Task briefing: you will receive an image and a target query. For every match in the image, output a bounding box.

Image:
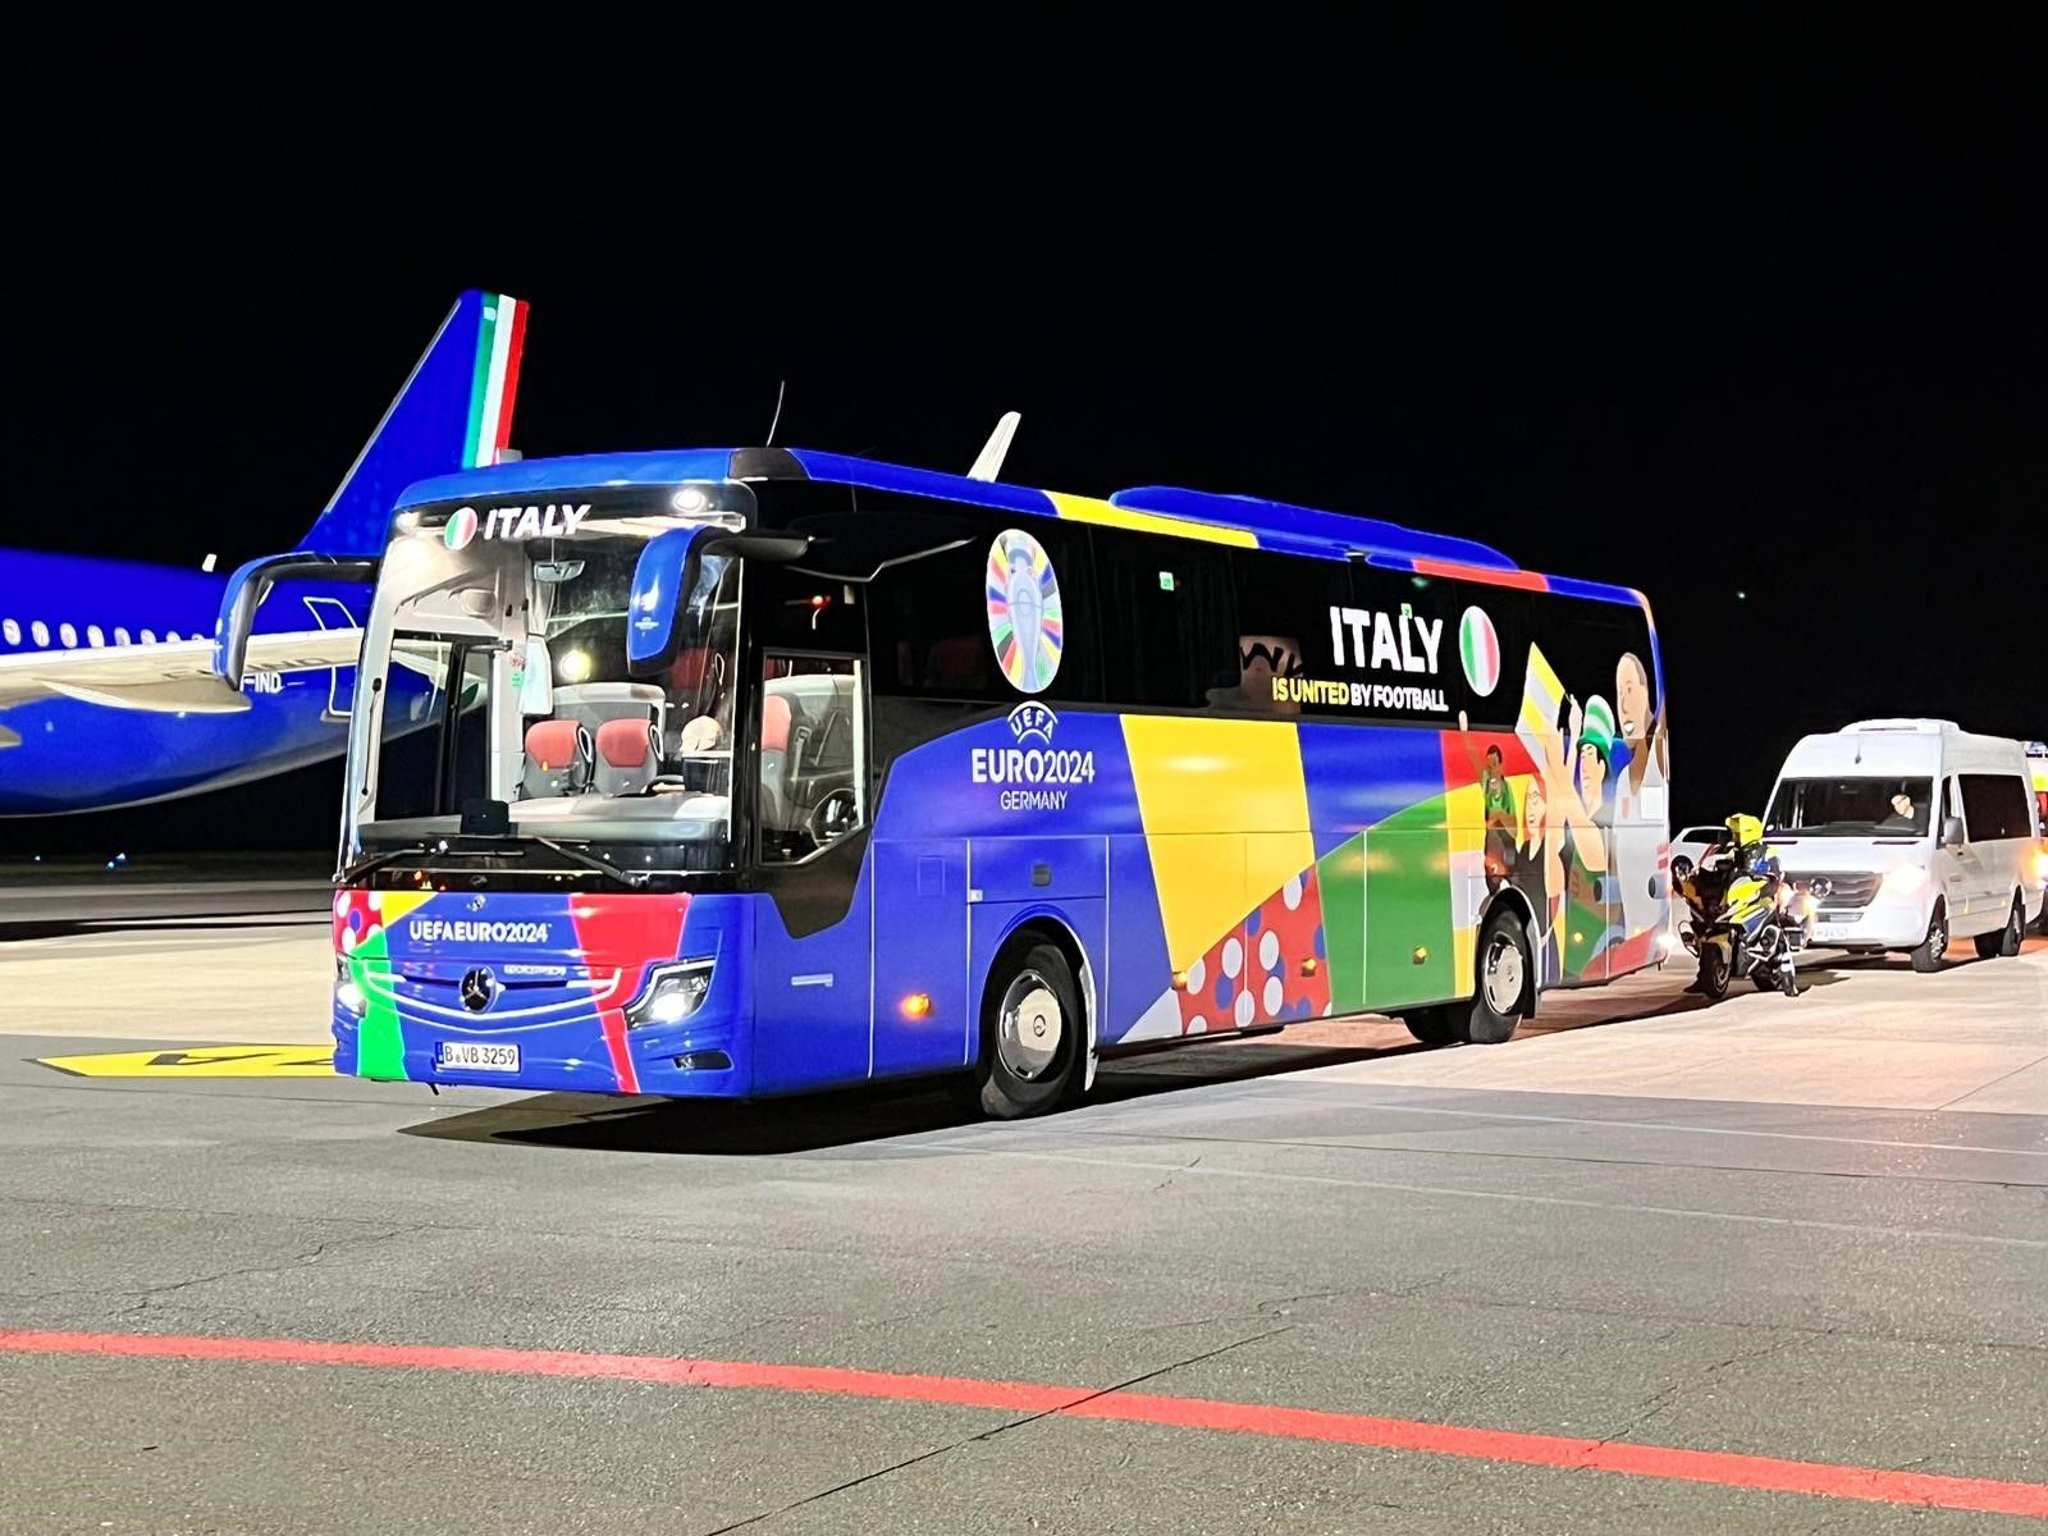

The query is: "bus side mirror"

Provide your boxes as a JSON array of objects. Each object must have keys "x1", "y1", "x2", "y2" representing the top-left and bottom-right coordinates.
[
  {"x1": 1941, "y1": 816, "x2": 1965, "y2": 848},
  {"x1": 627, "y1": 528, "x2": 699, "y2": 676}
]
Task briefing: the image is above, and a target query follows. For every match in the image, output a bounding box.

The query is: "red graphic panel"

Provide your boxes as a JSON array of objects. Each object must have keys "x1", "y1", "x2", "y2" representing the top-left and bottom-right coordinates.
[{"x1": 1174, "y1": 869, "x2": 1333, "y2": 1034}]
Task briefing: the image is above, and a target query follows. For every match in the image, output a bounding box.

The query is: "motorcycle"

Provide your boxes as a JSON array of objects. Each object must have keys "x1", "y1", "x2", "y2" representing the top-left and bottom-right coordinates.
[{"x1": 1670, "y1": 832, "x2": 1813, "y2": 1000}]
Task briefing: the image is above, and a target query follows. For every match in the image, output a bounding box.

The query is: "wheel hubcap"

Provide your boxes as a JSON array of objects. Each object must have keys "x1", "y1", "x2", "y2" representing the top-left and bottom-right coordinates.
[
  {"x1": 998, "y1": 970, "x2": 1064, "y2": 1081},
  {"x1": 1482, "y1": 935, "x2": 1524, "y2": 1015}
]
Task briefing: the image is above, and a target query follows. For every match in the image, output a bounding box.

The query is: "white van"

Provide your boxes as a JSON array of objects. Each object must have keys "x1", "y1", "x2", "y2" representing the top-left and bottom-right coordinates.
[{"x1": 1763, "y1": 720, "x2": 2045, "y2": 970}]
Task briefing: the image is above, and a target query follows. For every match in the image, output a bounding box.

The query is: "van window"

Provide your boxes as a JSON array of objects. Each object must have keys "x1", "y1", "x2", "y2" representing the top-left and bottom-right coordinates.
[
  {"x1": 1957, "y1": 774, "x2": 2033, "y2": 841},
  {"x1": 1766, "y1": 777, "x2": 1932, "y2": 837}
]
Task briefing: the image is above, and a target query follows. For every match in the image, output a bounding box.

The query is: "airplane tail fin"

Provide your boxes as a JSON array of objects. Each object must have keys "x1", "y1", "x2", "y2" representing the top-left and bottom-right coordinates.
[
  {"x1": 966, "y1": 411, "x2": 1021, "y2": 482},
  {"x1": 296, "y1": 290, "x2": 529, "y2": 556}
]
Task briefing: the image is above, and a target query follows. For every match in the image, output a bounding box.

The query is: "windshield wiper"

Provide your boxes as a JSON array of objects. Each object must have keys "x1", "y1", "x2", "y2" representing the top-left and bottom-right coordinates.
[
  {"x1": 337, "y1": 836, "x2": 647, "y2": 888},
  {"x1": 517, "y1": 834, "x2": 649, "y2": 887}
]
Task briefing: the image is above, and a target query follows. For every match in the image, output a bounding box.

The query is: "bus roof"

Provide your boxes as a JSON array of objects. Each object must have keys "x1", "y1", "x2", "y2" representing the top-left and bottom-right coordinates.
[{"x1": 397, "y1": 446, "x2": 1646, "y2": 608}]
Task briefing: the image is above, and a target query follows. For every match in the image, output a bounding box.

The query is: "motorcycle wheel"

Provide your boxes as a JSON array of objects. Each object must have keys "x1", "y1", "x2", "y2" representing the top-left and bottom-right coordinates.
[
  {"x1": 1779, "y1": 963, "x2": 1799, "y2": 998},
  {"x1": 1695, "y1": 944, "x2": 1731, "y2": 1000}
]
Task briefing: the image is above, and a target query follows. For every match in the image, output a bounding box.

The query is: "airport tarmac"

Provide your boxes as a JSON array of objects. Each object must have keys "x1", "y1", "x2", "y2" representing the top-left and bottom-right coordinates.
[{"x1": 1, "y1": 895, "x2": 2043, "y2": 1534}]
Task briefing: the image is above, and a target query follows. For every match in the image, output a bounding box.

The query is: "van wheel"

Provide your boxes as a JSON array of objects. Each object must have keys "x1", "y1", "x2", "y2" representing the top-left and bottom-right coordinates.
[
  {"x1": 1400, "y1": 1007, "x2": 1459, "y2": 1046},
  {"x1": 1462, "y1": 911, "x2": 1532, "y2": 1044},
  {"x1": 973, "y1": 938, "x2": 1085, "y2": 1120},
  {"x1": 1973, "y1": 897, "x2": 2025, "y2": 960},
  {"x1": 1910, "y1": 901, "x2": 1949, "y2": 973}
]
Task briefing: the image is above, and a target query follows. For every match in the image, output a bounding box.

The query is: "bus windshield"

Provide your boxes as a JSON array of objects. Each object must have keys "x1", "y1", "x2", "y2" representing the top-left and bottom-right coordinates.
[{"x1": 355, "y1": 501, "x2": 744, "y2": 880}]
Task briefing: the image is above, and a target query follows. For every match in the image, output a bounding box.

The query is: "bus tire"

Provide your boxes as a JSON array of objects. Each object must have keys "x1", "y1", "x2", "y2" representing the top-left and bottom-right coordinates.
[
  {"x1": 974, "y1": 937, "x2": 1085, "y2": 1120},
  {"x1": 1400, "y1": 1008, "x2": 1459, "y2": 1046},
  {"x1": 1910, "y1": 901, "x2": 1949, "y2": 974},
  {"x1": 1462, "y1": 910, "x2": 1532, "y2": 1045}
]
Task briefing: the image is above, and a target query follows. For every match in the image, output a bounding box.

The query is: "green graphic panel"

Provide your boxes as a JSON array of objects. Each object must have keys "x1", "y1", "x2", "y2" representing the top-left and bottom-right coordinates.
[
  {"x1": 346, "y1": 929, "x2": 408, "y2": 1082},
  {"x1": 1364, "y1": 796, "x2": 1456, "y2": 1012},
  {"x1": 1315, "y1": 835, "x2": 1368, "y2": 1014}
]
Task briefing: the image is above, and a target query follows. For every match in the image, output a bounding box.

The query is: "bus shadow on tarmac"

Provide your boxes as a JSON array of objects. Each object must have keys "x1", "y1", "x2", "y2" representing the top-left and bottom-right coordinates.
[{"x1": 395, "y1": 1041, "x2": 1412, "y2": 1157}]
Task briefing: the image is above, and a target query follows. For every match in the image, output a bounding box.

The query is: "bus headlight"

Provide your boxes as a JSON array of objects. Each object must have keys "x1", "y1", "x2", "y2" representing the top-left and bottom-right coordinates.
[
  {"x1": 1881, "y1": 863, "x2": 1931, "y2": 898},
  {"x1": 626, "y1": 960, "x2": 714, "y2": 1027},
  {"x1": 334, "y1": 956, "x2": 367, "y2": 1018}
]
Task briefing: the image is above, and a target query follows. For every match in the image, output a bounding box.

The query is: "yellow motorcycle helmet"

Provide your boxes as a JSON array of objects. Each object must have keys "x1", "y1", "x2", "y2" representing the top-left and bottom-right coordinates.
[{"x1": 1725, "y1": 812, "x2": 1764, "y2": 848}]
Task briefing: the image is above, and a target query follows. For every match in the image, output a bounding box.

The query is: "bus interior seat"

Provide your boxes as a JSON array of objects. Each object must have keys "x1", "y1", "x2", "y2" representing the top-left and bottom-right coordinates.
[
  {"x1": 524, "y1": 719, "x2": 594, "y2": 796},
  {"x1": 594, "y1": 718, "x2": 660, "y2": 796},
  {"x1": 759, "y1": 691, "x2": 795, "y2": 830},
  {"x1": 552, "y1": 682, "x2": 667, "y2": 751}
]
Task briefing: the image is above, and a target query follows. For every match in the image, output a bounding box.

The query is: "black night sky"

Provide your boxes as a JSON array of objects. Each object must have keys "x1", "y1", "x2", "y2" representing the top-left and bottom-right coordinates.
[{"x1": 3, "y1": 89, "x2": 2041, "y2": 856}]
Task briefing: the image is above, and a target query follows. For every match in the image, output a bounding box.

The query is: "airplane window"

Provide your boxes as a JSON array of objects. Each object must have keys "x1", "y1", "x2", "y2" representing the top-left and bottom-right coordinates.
[
  {"x1": 114, "y1": 628, "x2": 130, "y2": 645},
  {"x1": 1, "y1": 620, "x2": 17, "y2": 645},
  {"x1": 59, "y1": 624, "x2": 78, "y2": 648},
  {"x1": 32, "y1": 622, "x2": 49, "y2": 646},
  {"x1": 140, "y1": 630, "x2": 156, "y2": 644},
  {"x1": 87, "y1": 626, "x2": 104, "y2": 648}
]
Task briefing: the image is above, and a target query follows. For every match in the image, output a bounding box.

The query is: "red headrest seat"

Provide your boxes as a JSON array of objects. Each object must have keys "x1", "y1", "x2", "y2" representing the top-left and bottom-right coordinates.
[
  {"x1": 596, "y1": 717, "x2": 654, "y2": 769},
  {"x1": 525, "y1": 719, "x2": 587, "y2": 772},
  {"x1": 762, "y1": 692, "x2": 792, "y2": 754}
]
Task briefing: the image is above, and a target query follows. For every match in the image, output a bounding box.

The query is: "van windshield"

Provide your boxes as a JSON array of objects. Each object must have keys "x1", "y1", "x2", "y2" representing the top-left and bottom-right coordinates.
[{"x1": 1767, "y1": 777, "x2": 1933, "y2": 837}]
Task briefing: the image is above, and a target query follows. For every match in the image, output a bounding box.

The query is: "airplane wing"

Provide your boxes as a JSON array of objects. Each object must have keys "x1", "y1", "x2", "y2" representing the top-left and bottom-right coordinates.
[{"x1": 0, "y1": 630, "x2": 372, "y2": 716}]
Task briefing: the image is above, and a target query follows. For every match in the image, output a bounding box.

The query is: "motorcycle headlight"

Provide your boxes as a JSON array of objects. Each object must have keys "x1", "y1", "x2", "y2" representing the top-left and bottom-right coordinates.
[
  {"x1": 1881, "y1": 863, "x2": 1931, "y2": 898},
  {"x1": 626, "y1": 960, "x2": 714, "y2": 1028}
]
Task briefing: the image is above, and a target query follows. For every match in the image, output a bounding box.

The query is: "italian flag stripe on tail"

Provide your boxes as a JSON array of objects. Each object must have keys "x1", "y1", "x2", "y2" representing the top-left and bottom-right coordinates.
[{"x1": 463, "y1": 294, "x2": 529, "y2": 468}]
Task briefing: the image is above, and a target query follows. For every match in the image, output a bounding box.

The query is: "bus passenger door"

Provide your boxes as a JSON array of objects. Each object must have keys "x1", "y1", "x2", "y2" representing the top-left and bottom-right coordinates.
[{"x1": 871, "y1": 841, "x2": 970, "y2": 1078}]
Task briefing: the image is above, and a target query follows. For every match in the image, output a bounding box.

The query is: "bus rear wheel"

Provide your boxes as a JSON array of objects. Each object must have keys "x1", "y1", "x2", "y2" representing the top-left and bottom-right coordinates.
[
  {"x1": 973, "y1": 937, "x2": 1085, "y2": 1120},
  {"x1": 1462, "y1": 911, "x2": 1533, "y2": 1045}
]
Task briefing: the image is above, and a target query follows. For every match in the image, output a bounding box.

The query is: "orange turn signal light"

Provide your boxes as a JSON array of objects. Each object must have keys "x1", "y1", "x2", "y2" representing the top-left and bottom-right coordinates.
[{"x1": 900, "y1": 993, "x2": 933, "y2": 1020}]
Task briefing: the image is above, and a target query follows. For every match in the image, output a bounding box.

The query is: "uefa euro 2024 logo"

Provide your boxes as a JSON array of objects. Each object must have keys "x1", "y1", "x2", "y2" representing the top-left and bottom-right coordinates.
[{"x1": 986, "y1": 530, "x2": 1064, "y2": 694}]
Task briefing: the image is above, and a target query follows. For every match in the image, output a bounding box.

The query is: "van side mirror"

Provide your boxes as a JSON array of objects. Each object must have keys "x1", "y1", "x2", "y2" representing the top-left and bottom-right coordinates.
[{"x1": 1941, "y1": 816, "x2": 1965, "y2": 848}]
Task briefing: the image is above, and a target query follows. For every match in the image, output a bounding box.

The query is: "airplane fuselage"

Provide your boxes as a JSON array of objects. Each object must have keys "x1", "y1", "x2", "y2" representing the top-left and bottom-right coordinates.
[{"x1": 0, "y1": 550, "x2": 373, "y2": 815}]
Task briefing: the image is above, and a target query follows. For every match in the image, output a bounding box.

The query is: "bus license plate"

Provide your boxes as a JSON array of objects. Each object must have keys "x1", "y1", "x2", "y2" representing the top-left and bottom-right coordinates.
[{"x1": 439, "y1": 1042, "x2": 519, "y2": 1073}]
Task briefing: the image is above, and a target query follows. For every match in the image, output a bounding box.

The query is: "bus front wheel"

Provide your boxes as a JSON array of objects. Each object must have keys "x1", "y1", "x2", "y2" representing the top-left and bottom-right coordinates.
[
  {"x1": 973, "y1": 937, "x2": 1086, "y2": 1119},
  {"x1": 1463, "y1": 911, "x2": 1533, "y2": 1045}
]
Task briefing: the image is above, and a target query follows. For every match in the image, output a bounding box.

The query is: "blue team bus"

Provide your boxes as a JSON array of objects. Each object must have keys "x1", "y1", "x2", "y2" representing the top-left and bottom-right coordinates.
[{"x1": 320, "y1": 445, "x2": 1670, "y2": 1117}]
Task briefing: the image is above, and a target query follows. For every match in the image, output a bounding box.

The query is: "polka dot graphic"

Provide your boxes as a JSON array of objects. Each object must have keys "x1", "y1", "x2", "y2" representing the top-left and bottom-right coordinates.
[{"x1": 1172, "y1": 866, "x2": 1333, "y2": 1035}]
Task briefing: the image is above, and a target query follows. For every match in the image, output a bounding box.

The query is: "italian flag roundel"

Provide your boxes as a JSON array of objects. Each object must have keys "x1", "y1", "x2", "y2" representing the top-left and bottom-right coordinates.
[{"x1": 1459, "y1": 605, "x2": 1500, "y2": 696}]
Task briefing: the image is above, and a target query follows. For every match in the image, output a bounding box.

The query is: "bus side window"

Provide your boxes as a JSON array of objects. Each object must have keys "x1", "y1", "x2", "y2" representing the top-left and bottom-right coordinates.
[
  {"x1": 1097, "y1": 533, "x2": 1235, "y2": 710},
  {"x1": 758, "y1": 654, "x2": 866, "y2": 865}
]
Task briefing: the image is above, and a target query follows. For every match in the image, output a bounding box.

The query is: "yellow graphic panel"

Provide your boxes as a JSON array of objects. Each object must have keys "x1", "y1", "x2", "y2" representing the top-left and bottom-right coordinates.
[
  {"x1": 1123, "y1": 717, "x2": 1313, "y2": 968},
  {"x1": 1445, "y1": 780, "x2": 1487, "y2": 983},
  {"x1": 1047, "y1": 491, "x2": 1258, "y2": 548},
  {"x1": 38, "y1": 1045, "x2": 335, "y2": 1078}
]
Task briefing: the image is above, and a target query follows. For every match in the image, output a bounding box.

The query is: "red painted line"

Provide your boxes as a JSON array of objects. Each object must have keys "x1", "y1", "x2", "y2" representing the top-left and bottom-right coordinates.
[{"x1": 2, "y1": 1329, "x2": 2041, "y2": 1520}]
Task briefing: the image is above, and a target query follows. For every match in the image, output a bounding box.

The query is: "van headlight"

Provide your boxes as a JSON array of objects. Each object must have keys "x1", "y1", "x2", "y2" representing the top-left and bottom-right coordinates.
[
  {"x1": 626, "y1": 960, "x2": 714, "y2": 1027},
  {"x1": 1881, "y1": 864, "x2": 1930, "y2": 898},
  {"x1": 334, "y1": 956, "x2": 367, "y2": 1018}
]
